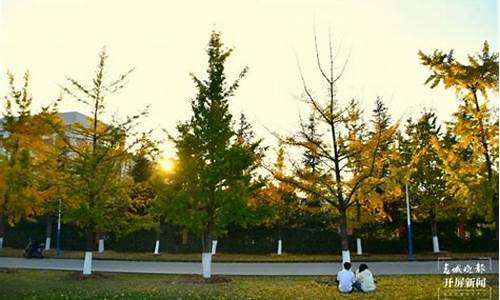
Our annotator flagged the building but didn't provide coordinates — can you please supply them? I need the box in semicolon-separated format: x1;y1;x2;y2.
0;111;131;176
0;111;91;138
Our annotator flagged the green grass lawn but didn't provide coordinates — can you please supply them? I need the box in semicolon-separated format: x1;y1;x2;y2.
0;269;497;300
1;247;497;262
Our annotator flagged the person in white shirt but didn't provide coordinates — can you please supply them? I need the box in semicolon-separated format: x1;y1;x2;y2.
354;263;376;292
337;262;356;293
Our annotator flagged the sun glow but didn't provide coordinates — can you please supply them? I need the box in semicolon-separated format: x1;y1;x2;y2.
159;158;174;173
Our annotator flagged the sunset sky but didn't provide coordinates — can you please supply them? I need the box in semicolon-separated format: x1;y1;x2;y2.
0;0;498;157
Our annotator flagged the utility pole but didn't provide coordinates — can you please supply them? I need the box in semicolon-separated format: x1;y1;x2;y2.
405;184;414;259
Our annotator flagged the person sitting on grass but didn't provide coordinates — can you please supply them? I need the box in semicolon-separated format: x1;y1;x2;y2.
353;263;376;292
337;262;356;293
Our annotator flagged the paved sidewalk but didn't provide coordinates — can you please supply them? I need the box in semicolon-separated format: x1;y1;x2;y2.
0;257;497;275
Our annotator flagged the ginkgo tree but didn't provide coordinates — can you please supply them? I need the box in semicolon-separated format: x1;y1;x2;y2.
37;132;72;251
165;31;265;278
419;41;499;238
276;32;398;263
346;98;401;256
404;111;451;253
0;72;54;249
128;135;163;254
262;142;299;255
46;48;150;275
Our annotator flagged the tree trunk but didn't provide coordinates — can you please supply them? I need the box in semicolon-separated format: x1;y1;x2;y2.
45;216;53;251
211;239;218;255
457;215;466;240
201;224;213;278
495;191;499;241
472;91;498;240
356;237;363;255
182;229;189;244
397;224;405;239
339;206;350;263
355;202;362;255
83;227;94;275
155;228;160;243
211;227;218;255
0;214;4;249
85;227;95;251
202;227;212;254
430;218;440;253
154;225;160;255
277;226;282;255
97;231;105;253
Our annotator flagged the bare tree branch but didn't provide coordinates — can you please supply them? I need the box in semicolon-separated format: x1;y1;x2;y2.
314;25;332;85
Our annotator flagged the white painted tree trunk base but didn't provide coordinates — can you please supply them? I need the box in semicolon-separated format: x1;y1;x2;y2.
202;252;212;278
0;237;4;249
211;240;218;255
98;239;104;253
277;239;282;255
342;250;351;263
356;238;362;255
45;237;51;251
83;251;92;275
153;240;160;255
432;236;440;253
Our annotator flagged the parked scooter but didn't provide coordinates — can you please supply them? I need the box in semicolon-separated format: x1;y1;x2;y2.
23;239;44;258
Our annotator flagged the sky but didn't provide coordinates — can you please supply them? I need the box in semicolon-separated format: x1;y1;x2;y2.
0;0;498;158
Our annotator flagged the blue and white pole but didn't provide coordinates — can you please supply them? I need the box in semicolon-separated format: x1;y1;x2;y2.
405;184;414;259
56;198;62;256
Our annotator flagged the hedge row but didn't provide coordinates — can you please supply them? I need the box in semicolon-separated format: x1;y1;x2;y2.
3;220;497;254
